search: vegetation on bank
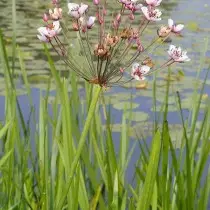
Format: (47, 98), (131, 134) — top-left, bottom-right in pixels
(0, 30), (210, 209)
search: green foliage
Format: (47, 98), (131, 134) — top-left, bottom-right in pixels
(0, 30), (210, 210)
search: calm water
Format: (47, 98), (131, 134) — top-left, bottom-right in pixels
(0, 0), (210, 201)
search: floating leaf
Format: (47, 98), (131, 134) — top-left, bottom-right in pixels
(136, 81), (148, 89)
(127, 111), (149, 122)
(113, 101), (139, 110)
(187, 22), (199, 32)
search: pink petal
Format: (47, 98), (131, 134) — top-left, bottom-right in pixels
(146, 0), (154, 4)
(173, 24), (184, 32)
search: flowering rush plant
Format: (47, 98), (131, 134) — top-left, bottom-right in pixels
(37, 0), (190, 88)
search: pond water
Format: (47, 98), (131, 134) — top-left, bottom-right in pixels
(0, 0), (210, 201)
(0, 0), (209, 117)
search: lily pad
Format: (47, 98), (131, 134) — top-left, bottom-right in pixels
(187, 22), (199, 32)
(127, 111), (149, 122)
(113, 101), (139, 110)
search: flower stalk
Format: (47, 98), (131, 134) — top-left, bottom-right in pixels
(37, 0), (190, 87)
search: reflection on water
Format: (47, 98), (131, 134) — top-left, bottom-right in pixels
(0, 2), (210, 203)
(0, 0), (210, 130)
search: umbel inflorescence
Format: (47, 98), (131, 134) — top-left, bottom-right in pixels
(37, 0), (190, 87)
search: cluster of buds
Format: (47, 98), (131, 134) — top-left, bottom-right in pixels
(37, 0), (190, 87)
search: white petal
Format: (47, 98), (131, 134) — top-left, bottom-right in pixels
(151, 17), (161, 21)
(68, 3), (79, 11)
(174, 24), (184, 32)
(79, 3), (88, 15)
(87, 16), (96, 28)
(135, 4), (143, 10)
(141, 7), (150, 20)
(168, 18), (174, 28)
(53, 21), (60, 31)
(70, 11), (80, 19)
(56, 28), (62, 34)
(49, 9), (53, 15)
(169, 45), (176, 51)
(177, 54), (190, 62)
(156, 0), (162, 6)
(37, 34), (49, 42)
(132, 62), (140, 73)
(146, 0), (154, 4)
(140, 65), (150, 74)
(37, 27), (48, 36)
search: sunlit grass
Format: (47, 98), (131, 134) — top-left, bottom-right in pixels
(0, 28), (210, 210)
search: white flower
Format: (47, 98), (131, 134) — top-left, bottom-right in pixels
(68, 3), (88, 19)
(168, 45), (190, 62)
(168, 19), (184, 33)
(131, 63), (150, 80)
(37, 21), (61, 42)
(141, 6), (162, 21)
(145, 0), (162, 7)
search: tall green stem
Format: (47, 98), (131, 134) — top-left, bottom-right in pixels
(70, 85), (102, 174)
(56, 85), (102, 209)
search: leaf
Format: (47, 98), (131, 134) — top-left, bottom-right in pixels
(127, 111), (149, 122)
(113, 102), (139, 110)
(187, 22), (199, 32)
(137, 130), (161, 210)
(0, 150), (13, 168)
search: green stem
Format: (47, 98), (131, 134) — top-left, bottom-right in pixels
(56, 84), (102, 209)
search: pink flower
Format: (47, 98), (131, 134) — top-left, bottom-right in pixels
(168, 45), (190, 62)
(168, 19), (184, 33)
(87, 16), (96, 29)
(120, 67), (124, 73)
(136, 38), (144, 52)
(131, 63), (150, 80)
(141, 6), (162, 21)
(37, 21), (61, 42)
(119, 0), (142, 12)
(52, 0), (59, 5)
(49, 8), (62, 20)
(68, 3), (88, 19)
(145, 0), (162, 7)
(79, 16), (96, 32)
(93, 0), (100, 5)
(113, 14), (121, 29)
(43, 13), (49, 22)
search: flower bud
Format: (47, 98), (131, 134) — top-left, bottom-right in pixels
(93, 0), (100, 5)
(52, 0), (59, 5)
(157, 25), (171, 38)
(72, 22), (79, 31)
(120, 68), (124, 73)
(43, 13), (49, 22)
(116, 14), (121, 22)
(129, 13), (135, 20)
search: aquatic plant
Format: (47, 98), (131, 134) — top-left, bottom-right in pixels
(37, 0), (189, 87)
